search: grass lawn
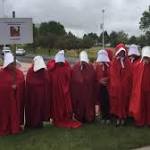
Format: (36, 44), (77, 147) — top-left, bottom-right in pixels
(27, 47), (102, 59)
(0, 122), (150, 150)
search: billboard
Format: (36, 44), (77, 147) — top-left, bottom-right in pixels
(0, 18), (33, 44)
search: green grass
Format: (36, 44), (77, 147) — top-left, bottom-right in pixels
(24, 46), (113, 63)
(26, 47), (102, 58)
(0, 122), (150, 150)
(27, 47), (57, 57)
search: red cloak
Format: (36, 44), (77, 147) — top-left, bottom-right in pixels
(0, 68), (25, 136)
(95, 62), (110, 87)
(106, 48), (114, 61)
(95, 62), (110, 102)
(109, 58), (132, 119)
(47, 60), (81, 128)
(71, 62), (96, 123)
(25, 67), (51, 128)
(129, 61), (150, 126)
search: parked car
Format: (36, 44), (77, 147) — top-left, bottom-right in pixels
(16, 48), (26, 56)
(1, 47), (11, 55)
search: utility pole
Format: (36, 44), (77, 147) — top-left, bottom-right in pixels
(12, 11), (17, 66)
(102, 9), (105, 49)
(12, 11), (17, 89)
(2, 0), (5, 17)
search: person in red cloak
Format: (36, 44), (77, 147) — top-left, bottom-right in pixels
(129, 46), (150, 126)
(95, 49), (111, 124)
(0, 53), (25, 136)
(128, 44), (141, 64)
(71, 51), (96, 123)
(105, 48), (114, 61)
(47, 50), (81, 128)
(109, 43), (132, 126)
(25, 56), (50, 128)
(93, 49), (113, 118)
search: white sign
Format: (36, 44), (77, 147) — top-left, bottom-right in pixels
(0, 18), (33, 44)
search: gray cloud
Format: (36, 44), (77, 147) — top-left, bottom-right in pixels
(0, 0), (149, 37)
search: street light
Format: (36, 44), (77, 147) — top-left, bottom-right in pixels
(102, 9), (105, 49)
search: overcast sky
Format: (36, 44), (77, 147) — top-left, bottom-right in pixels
(0, 0), (149, 37)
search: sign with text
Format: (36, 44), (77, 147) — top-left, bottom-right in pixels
(0, 18), (33, 44)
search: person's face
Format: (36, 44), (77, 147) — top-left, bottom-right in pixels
(117, 50), (126, 58)
(143, 57), (150, 64)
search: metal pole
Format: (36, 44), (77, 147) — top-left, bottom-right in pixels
(2, 0), (5, 48)
(12, 11), (17, 88)
(12, 11), (17, 66)
(2, 0), (5, 17)
(102, 9), (105, 49)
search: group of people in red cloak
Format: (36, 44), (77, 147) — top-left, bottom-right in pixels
(0, 43), (150, 136)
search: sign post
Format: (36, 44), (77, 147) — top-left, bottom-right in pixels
(0, 18), (33, 44)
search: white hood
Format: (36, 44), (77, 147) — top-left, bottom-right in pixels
(128, 44), (140, 56)
(142, 46), (150, 58)
(96, 49), (110, 62)
(54, 50), (65, 63)
(33, 56), (47, 72)
(3, 52), (14, 68)
(80, 51), (89, 63)
(115, 47), (126, 56)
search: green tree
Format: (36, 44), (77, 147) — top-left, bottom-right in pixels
(37, 21), (66, 50)
(109, 31), (118, 47)
(128, 36), (138, 44)
(81, 34), (95, 48)
(86, 33), (99, 44)
(99, 31), (110, 44)
(109, 31), (128, 47)
(137, 35), (147, 47)
(39, 21), (66, 36)
(139, 6), (150, 32)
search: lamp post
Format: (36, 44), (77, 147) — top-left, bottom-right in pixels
(102, 9), (105, 49)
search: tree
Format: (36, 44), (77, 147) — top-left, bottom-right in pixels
(109, 31), (118, 47)
(99, 31), (110, 44)
(82, 33), (98, 46)
(109, 31), (128, 47)
(137, 35), (147, 47)
(36, 21), (67, 50)
(139, 6), (150, 32)
(86, 33), (99, 44)
(38, 33), (57, 48)
(117, 31), (128, 44)
(54, 32), (82, 50)
(39, 21), (66, 36)
(128, 36), (138, 45)
(81, 35), (95, 49)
